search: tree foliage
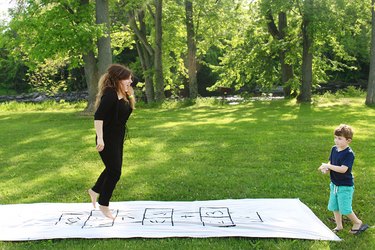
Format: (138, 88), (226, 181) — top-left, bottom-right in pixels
(4, 0), (102, 93)
(0, 0), (372, 103)
(9, 1), (99, 68)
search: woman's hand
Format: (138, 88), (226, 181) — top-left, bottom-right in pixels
(121, 79), (134, 96)
(94, 120), (104, 151)
(96, 137), (105, 152)
(126, 85), (134, 97)
(120, 78), (136, 109)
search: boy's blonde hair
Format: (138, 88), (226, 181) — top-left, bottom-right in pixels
(334, 124), (353, 140)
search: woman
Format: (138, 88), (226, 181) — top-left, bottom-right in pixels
(88, 64), (135, 219)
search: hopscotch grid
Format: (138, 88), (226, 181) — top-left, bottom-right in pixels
(55, 207), (263, 229)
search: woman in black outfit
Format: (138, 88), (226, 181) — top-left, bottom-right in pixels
(88, 64), (135, 219)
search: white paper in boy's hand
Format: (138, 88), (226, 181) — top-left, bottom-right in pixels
(320, 163), (329, 174)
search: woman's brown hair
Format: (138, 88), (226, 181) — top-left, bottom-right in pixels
(95, 64), (132, 109)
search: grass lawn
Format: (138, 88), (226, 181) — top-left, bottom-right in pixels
(0, 96), (374, 249)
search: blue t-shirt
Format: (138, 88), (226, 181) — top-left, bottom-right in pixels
(329, 146), (354, 186)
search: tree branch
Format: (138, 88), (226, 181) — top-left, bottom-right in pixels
(146, 4), (155, 20)
(266, 10), (281, 39)
(62, 3), (75, 15)
(127, 11), (154, 56)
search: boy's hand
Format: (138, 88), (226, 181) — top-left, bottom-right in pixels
(318, 163), (329, 174)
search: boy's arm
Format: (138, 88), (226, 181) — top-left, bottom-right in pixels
(321, 163), (348, 173)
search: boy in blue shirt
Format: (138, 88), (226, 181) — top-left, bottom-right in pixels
(318, 124), (369, 235)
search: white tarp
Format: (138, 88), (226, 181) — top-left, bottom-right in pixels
(0, 198), (340, 241)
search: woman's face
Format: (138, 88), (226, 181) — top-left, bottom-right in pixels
(119, 77), (132, 92)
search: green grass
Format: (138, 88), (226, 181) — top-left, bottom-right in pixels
(0, 86), (17, 96)
(0, 96), (374, 249)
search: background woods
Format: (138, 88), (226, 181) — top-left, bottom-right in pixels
(0, 0), (374, 106)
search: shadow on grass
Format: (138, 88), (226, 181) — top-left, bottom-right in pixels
(0, 100), (374, 211)
(0, 111), (95, 203)
(121, 100), (374, 203)
(0, 99), (374, 249)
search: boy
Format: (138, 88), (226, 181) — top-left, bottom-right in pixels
(318, 124), (369, 235)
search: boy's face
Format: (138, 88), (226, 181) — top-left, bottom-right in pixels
(334, 135), (351, 150)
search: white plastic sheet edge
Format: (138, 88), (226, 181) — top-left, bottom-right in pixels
(0, 198), (341, 241)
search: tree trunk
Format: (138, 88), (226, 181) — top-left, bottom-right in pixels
(128, 10), (154, 56)
(83, 51), (99, 112)
(298, 0), (313, 103)
(135, 38), (155, 103)
(96, 0), (112, 77)
(278, 12), (293, 97)
(266, 10), (294, 98)
(80, 0), (98, 113)
(129, 10), (155, 103)
(154, 0), (165, 101)
(366, 0), (375, 105)
(185, 0), (198, 99)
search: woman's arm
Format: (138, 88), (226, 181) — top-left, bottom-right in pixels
(94, 120), (104, 152)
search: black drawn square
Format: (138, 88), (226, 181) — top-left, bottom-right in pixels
(55, 212), (87, 227)
(82, 210), (116, 229)
(142, 208), (173, 226)
(200, 207), (235, 227)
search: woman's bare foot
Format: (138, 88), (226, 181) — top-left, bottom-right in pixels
(88, 189), (98, 208)
(99, 205), (115, 219)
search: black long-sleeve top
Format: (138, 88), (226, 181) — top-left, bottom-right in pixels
(94, 88), (132, 145)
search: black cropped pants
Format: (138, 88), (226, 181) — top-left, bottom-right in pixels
(92, 130), (124, 206)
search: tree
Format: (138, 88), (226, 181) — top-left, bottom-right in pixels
(7, 0), (114, 112)
(81, 0), (98, 113)
(297, 0), (313, 102)
(79, 0), (112, 112)
(3, 0), (371, 105)
(96, 0), (112, 77)
(122, 0), (173, 103)
(212, 0), (367, 100)
(154, 0), (165, 101)
(209, 1), (282, 92)
(0, 20), (29, 93)
(131, 9), (155, 103)
(367, 0), (375, 105)
(185, 0), (197, 99)
(126, 3), (156, 103)
(261, 0), (294, 97)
